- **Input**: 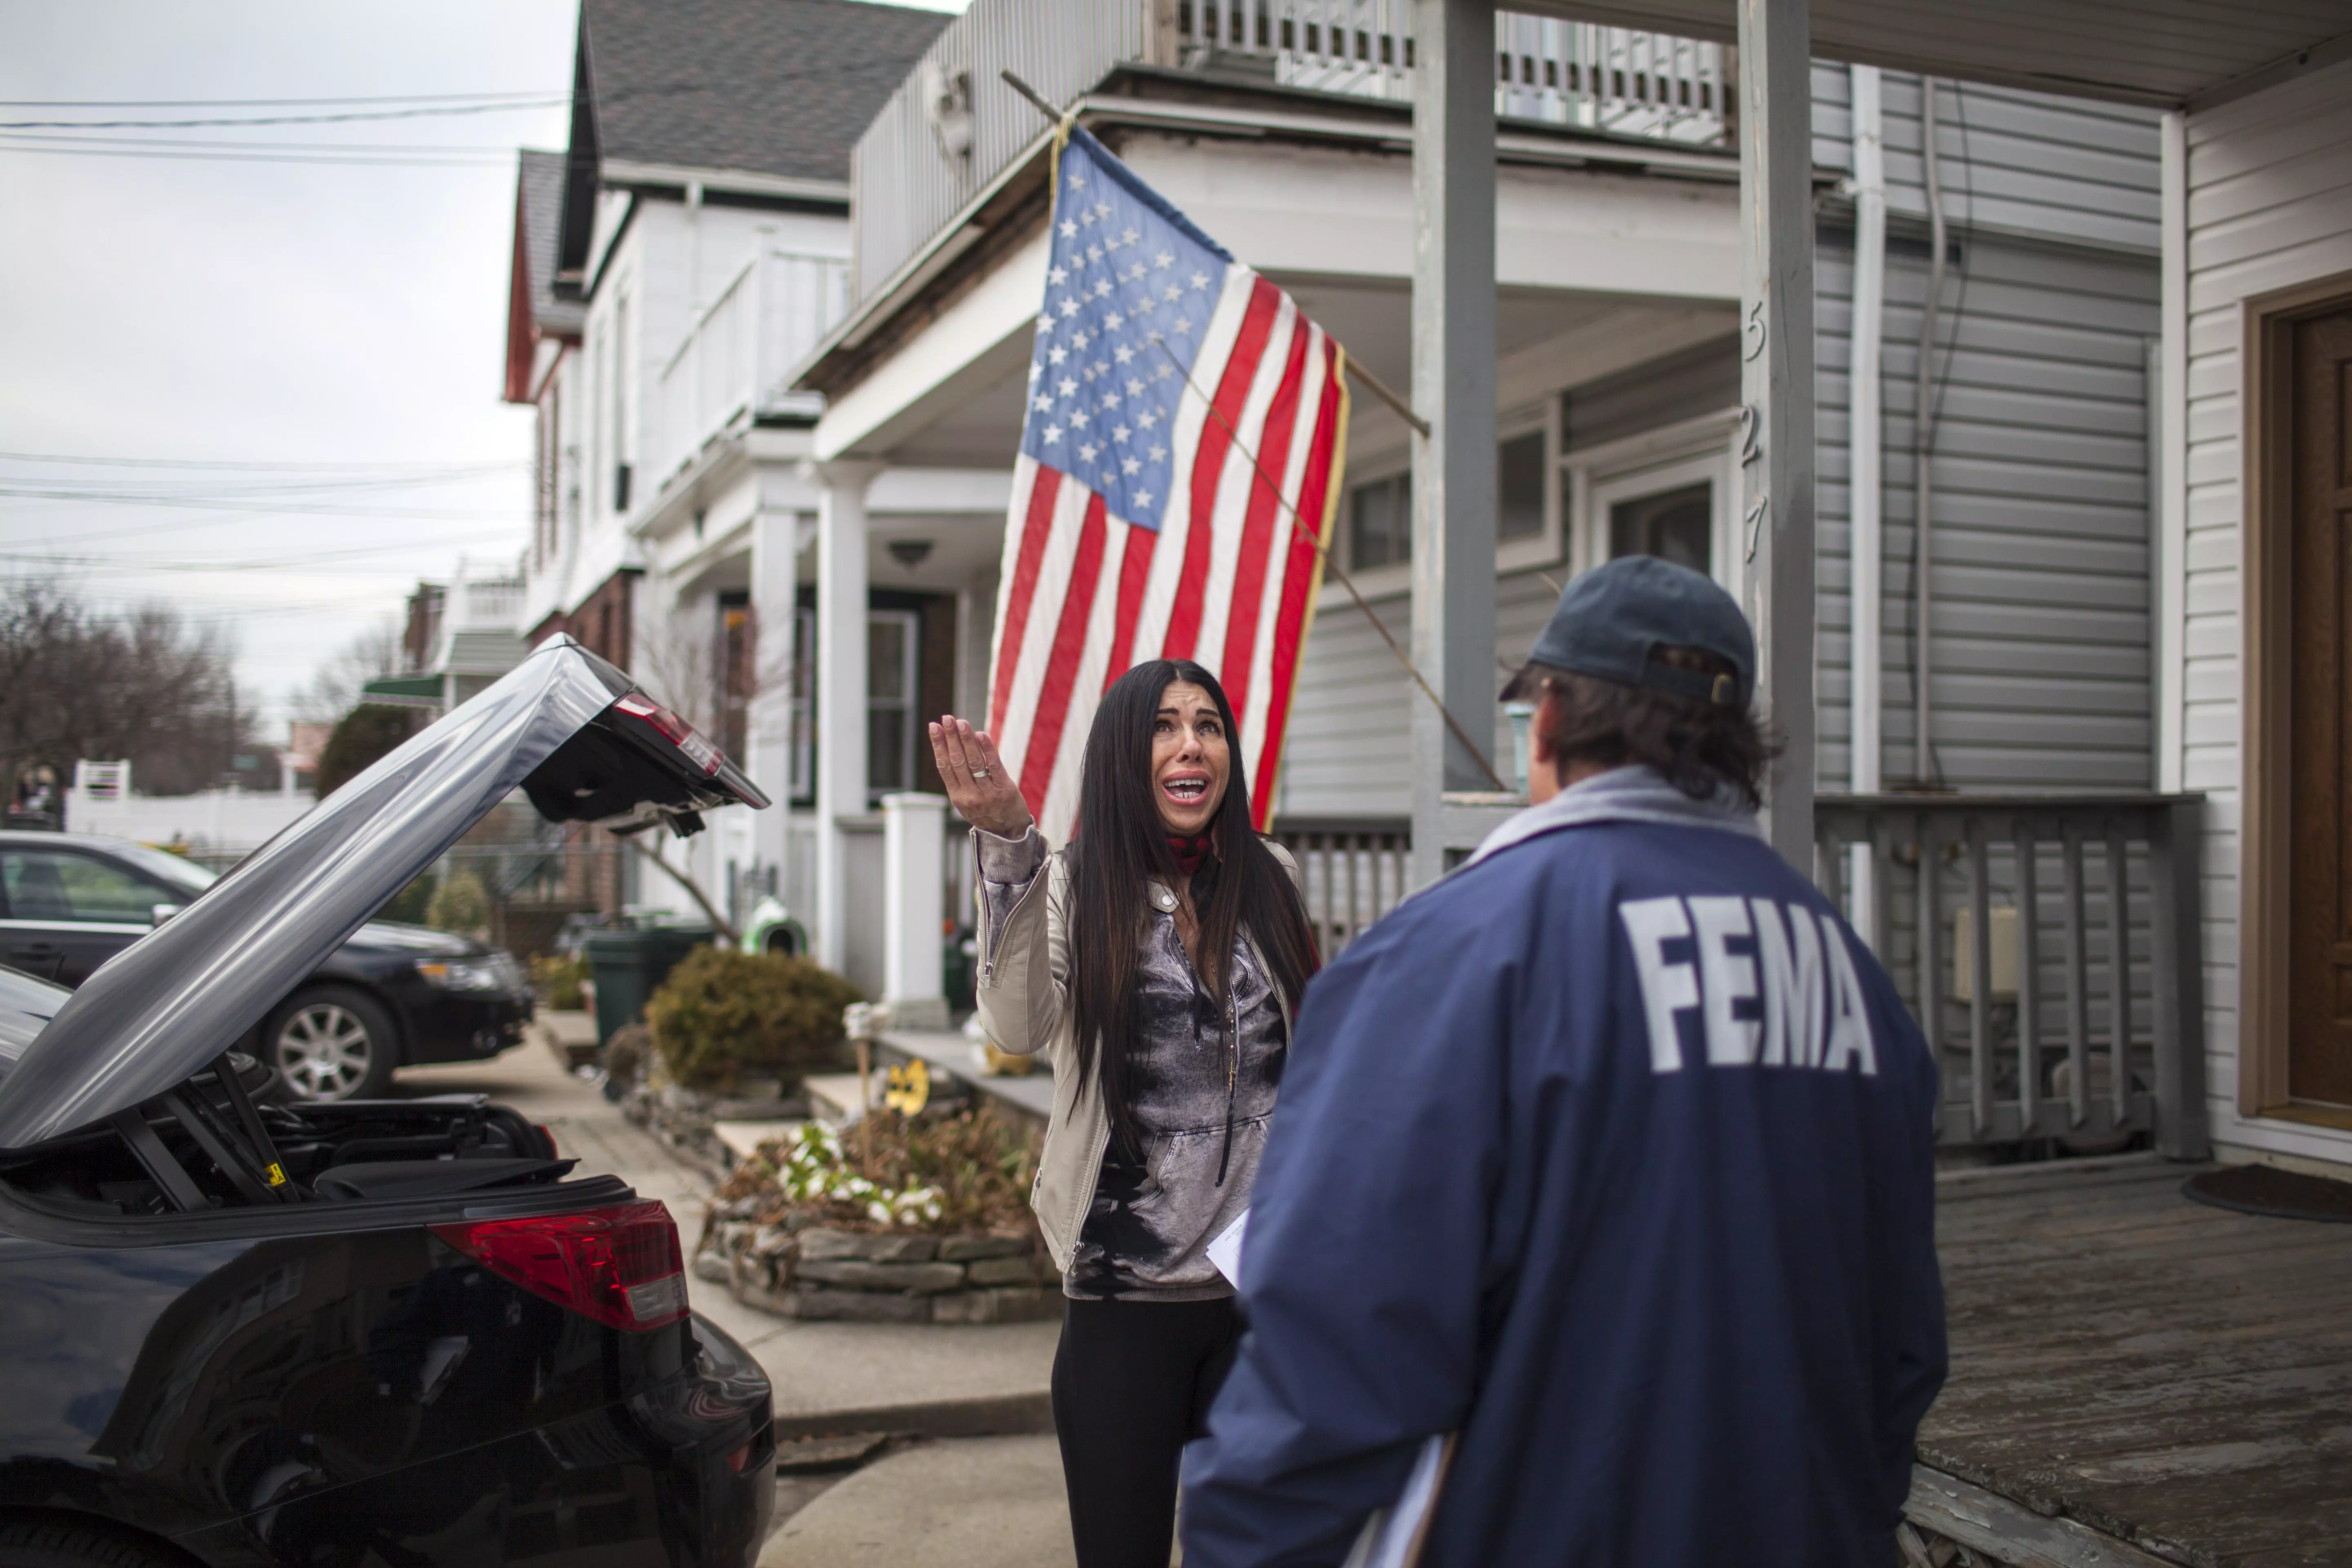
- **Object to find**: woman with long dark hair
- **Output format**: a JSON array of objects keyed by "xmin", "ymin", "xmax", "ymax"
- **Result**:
[{"xmin": 928, "ymin": 659, "xmax": 1319, "ymax": 1568}]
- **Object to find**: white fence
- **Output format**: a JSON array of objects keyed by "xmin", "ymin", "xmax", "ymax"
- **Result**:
[
  {"xmin": 66, "ymin": 785, "xmax": 314, "ymax": 861},
  {"xmin": 651, "ymin": 242, "xmax": 852, "ymax": 489}
]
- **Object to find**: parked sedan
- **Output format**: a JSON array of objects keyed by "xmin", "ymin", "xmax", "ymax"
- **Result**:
[
  {"xmin": 0, "ymin": 637, "xmax": 776, "ymax": 1566},
  {"xmin": 0, "ymin": 830, "xmax": 533, "ymax": 1101}
]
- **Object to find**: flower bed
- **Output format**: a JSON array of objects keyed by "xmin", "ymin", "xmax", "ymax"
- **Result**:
[{"xmin": 695, "ymin": 1112, "xmax": 1058, "ymax": 1324}]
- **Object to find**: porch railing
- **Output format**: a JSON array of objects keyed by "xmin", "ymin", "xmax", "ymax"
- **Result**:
[
  {"xmin": 1179, "ymin": 1, "xmax": 1727, "ymax": 143},
  {"xmin": 1272, "ymin": 817, "xmax": 1412, "ymax": 961},
  {"xmin": 851, "ymin": 0, "xmax": 1727, "ymax": 301},
  {"xmin": 650, "ymin": 241, "xmax": 851, "ymax": 492},
  {"xmin": 1813, "ymin": 795, "xmax": 2207, "ymax": 1160}
]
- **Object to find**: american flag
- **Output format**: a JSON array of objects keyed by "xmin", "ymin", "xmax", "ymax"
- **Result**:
[{"xmin": 987, "ymin": 126, "xmax": 1349, "ymax": 844}]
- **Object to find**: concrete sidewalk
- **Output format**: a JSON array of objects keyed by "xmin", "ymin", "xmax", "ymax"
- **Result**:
[{"xmin": 760, "ymin": 1436, "xmax": 1074, "ymax": 1568}]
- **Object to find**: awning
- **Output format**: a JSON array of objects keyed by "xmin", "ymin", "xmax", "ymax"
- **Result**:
[{"xmin": 358, "ymin": 673, "xmax": 447, "ymax": 710}]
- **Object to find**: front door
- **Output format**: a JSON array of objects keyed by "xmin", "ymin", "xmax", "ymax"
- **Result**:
[{"xmin": 2287, "ymin": 305, "xmax": 2352, "ymax": 1107}]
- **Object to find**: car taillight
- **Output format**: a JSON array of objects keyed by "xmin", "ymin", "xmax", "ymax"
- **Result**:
[
  {"xmin": 432, "ymin": 1200, "xmax": 690, "ymax": 1332},
  {"xmin": 612, "ymin": 692, "xmax": 720, "ymax": 775}
]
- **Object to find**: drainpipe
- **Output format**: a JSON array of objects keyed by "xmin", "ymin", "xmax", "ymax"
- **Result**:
[
  {"xmin": 1911, "ymin": 76, "xmax": 1948, "ymax": 786},
  {"xmin": 1848, "ymin": 64, "xmax": 1887, "ymax": 938}
]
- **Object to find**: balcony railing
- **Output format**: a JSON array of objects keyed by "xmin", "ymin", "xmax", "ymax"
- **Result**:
[
  {"xmin": 652, "ymin": 240, "xmax": 851, "ymax": 492},
  {"xmin": 1272, "ymin": 817, "xmax": 1412, "ymax": 961},
  {"xmin": 852, "ymin": 0, "xmax": 1728, "ymax": 301},
  {"xmin": 1813, "ymin": 795, "xmax": 2207, "ymax": 1159}
]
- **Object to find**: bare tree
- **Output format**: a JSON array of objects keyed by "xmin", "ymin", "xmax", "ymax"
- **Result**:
[
  {"xmin": 0, "ymin": 578, "xmax": 264, "ymax": 797},
  {"xmin": 288, "ymin": 619, "xmax": 404, "ymax": 724}
]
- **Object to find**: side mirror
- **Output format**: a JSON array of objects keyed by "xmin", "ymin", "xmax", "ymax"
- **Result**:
[{"xmin": 151, "ymin": 903, "xmax": 185, "ymax": 927}]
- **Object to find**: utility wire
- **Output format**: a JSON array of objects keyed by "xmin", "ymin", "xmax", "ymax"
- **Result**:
[{"xmin": 0, "ymin": 450, "xmax": 523, "ymax": 470}]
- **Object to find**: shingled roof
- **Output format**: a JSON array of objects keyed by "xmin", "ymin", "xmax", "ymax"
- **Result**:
[
  {"xmin": 577, "ymin": 0, "xmax": 950, "ymax": 185},
  {"xmin": 504, "ymin": 148, "xmax": 585, "ymax": 402}
]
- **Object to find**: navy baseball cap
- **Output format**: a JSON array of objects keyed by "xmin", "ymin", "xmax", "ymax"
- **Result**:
[{"xmin": 1503, "ymin": 555, "xmax": 1755, "ymax": 708}]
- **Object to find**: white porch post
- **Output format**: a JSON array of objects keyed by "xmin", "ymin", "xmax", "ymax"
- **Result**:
[
  {"xmin": 881, "ymin": 792, "xmax": 949, "ymax": 1028},
  {"xmin": 747, "ymin": 506, "xmax": 802, "ymax": 906},
  {"xmin": 1736, "ymin": 0, "xmax": 1818, "ymax": 871},
  {"xmin": 813, "ymin": 459, "xmax": 882, "ymax": 973},
  {"xmin": 1409, "ymin": 0, "xmax": 1499, "ymax": 889}
]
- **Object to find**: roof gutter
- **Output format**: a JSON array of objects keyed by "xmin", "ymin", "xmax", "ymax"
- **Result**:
[{"xmin": 599, "ymin": 158, "xmax": 850, "ymax": 207}]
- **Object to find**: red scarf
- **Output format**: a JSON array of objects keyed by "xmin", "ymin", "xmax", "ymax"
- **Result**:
[{"xmin": 1165, "ymin": 832, "xmax": 1215, "ymax": 876}]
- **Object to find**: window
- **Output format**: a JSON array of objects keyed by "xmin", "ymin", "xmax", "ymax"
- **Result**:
[
  {"xmin": 867, "ymin": 610, "xmax": 920, "ymax": 800},
  {"xmin": 1498, "ymin": 430, "xmax": 1546, "ymax": 540},
  {"xmin": 786, "ymin": 605, "xmax": 924, "ymax": 806},
  {"xmin": 1349, "ymin": 472, "xmax": 1410, "ymax": 572},
  {"xmin": 1608, "ymin": 480, "xmax": 1714, "ymax": 574},
  {"xmin": 1, "ymin": 851, "xmax": 165, "ymax": 924}
]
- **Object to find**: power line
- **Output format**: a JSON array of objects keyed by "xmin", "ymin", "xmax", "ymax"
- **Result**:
[
  {"xmin": 0, "ymin": 450, "xmax": 523, "ymax": 470},
  {"xmin": 0, "ymin": 143, "xmax": 517, "ymax": 168},
  {"xmin": 0, "ymin": 98, "xmax": 569, "ymax": 130},
  {"xmin": 0, "ymin": 90, "xmax": 569, "ymax": 109},
  {"xmin": 0, "ymin": 489, "xmax": 530, "ymax": 521}
]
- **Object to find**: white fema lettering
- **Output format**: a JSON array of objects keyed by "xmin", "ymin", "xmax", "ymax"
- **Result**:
[{"xmin": 1619, "ymin": 896, "xmax": 1878, "ymax": 1076}]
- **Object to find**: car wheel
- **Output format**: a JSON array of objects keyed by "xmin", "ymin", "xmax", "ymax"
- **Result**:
[
  {"xmin": 0, "ymin": 1519, "xmax": 180, "ymax": 1568},
  {"xmin": 268, "ymin": 986, "xmax": 398, "ymax": 1102}
]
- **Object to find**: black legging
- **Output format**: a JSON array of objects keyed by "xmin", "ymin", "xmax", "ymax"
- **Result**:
[{"xmin": 1052, "ymin": 1295, "xmax": 1244, "ymax": 1568}]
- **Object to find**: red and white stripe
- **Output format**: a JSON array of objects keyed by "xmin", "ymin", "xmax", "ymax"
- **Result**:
[{"xmin": 987, "ymin": 267, "xmax": 1349, "ymax": 846}]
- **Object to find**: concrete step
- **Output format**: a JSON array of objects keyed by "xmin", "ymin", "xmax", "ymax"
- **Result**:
[{"xmin": 759, "ymin": 1435, "xmax": 1073, "ymax": 1568}]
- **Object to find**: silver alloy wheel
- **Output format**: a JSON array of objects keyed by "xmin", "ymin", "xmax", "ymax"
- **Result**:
[{"xmin": 274, "ymin": 1001, "xmax": 376, "ymax": 1101}]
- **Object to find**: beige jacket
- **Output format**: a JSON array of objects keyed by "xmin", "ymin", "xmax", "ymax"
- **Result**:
[{"xmin": 972, "ymin": 831, "xmax": 1303, "ymax": 1274}]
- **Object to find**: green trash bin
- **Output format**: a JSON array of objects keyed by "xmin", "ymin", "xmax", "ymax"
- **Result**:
[{"xmin": 584, "ymin": 924, "xmax": 713, "ymax": 1045}]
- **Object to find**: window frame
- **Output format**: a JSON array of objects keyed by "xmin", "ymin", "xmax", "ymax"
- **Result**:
[{"xmin": 1564, "ymin": 406, "xmax": 1742, "ymax": 588}]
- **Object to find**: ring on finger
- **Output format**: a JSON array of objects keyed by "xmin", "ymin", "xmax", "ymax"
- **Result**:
[{"xmin": 971, "ymin": 767, "xmax": 991, "ymax": 780}]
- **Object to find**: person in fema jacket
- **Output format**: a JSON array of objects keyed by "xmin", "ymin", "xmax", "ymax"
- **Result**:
[{"xmin": 1180, "ymin": 556, "xmax": 1947, "ymax": 1568}]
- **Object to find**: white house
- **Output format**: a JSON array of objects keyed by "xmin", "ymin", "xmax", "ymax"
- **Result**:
[
  {"xmin": 503, "ymin": 0, "xmax": 971, "ymax": 991},
  {"xmin": 786, "ymin": 0, "xmax": 2194, "ymax": 1154}
]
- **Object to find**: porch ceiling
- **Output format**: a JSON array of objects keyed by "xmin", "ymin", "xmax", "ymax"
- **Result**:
[{"xmin": 1515, "ymin": 0, "xmax": 2352, "ymax": 110}]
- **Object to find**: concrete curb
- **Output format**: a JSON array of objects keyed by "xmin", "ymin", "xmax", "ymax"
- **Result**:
[{"xmin": 772, "ymin": 1390, "xmax": 1054, "ymax": 1443}]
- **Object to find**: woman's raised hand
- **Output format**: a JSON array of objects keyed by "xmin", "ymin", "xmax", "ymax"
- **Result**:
[{"xmin": 929, "ymin": 716, "xmax": 1034, "ymax": 839}]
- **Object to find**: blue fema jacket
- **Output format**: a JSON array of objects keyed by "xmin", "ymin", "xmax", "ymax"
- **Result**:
[{"xmin": 1180, "ymin": 767, "xmax": 1947, "ymax": 1568}]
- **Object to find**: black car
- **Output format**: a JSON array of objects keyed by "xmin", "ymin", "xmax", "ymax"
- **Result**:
[
  {"xmin": 0, "ymin": 830, "xmax": 532, "ymax": 1102},
  {"xmin": 0, "ymin": 637, "xmax": 777, "ymax": 1566}
]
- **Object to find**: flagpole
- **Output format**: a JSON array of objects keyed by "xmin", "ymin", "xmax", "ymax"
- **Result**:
[
  {"xmin": 1153, "ymin": 339, "xmax": 1511, "ymax": 794},
  {"xmin": 999, "ymin": 68, "xmax": 1508, "ymax": 795}
]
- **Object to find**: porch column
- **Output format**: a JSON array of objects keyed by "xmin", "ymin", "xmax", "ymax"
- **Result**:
[
  {"xmin": 746, "ymin": 506, "xmax": 802, "ymax": 906},
  {"xmin": 813, "ymin": 459, "xmax": 883, "ymax": 973},
  {"xmin": 1736, "ymin": 0, "xmax": 1817, "ymax": 870},
  {"xmin": 1409, "ymin": 0, "xmax": 1499, "ymax": 889},
  {"xmin": 882, "ymin": 791, "xmax": 949, "ymax": 1029}
]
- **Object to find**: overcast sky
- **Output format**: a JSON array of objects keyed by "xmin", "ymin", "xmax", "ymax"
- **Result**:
[{"xmin": 0, "ymin": 0, "xmax": 963, "ymax": 736}]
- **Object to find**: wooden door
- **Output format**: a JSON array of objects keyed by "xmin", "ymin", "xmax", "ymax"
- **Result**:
[{"xmin": 2287, "ymin": 306, "xmax": 2352, "ymax": 1107}]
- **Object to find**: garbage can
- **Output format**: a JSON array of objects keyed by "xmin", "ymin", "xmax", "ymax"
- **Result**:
[{"xmin": 584, "ymin": 924, "xmax": 713, "ymax": 1045}]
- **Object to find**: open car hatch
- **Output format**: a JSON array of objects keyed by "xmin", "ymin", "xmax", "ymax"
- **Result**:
[{"xmin": 0, "ymin": 636, "xmax": 766, "ymax": 1150}]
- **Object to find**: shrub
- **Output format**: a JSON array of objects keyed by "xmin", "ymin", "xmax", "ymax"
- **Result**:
[
  {"xmin": 646, "ymin": 947, "xmax": 864, "ymax": 1094},
  {"xmin": 529, "ymin": 951, "xmax": 587, "ymax": 1010},
  {"xmin": 317, "ymin": 704, "xmax": 423, "ymax": 797},
  {"xmin": 425, "ymin": 870, "xmax": 490, "ymax": 937},
  {"xmin": 712, "ymin": 1105, "xmax": 1040, "ymax": 1234}
]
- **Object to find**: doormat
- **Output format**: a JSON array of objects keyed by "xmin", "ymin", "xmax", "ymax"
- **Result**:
[{"xmin": 2183, "ymin": 1163, "xmax": 2352, "ymax": 1223}]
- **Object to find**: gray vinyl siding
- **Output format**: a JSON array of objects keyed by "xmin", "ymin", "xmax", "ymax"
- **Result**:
[
  {"xmin": 1819, "ymin": 227, "xmax": 2158, "ymax": 793},
  {"xmin": 1276, "ymin": 68, "xmax": 2162, "ymax": 821},
  {"xmin": 1812, "ymin": 64, "xmax": 2163, "ymax": 256},
  {"xmin": 1564, "ymin": 335, "xmax": 1738, "ymax": 452}
]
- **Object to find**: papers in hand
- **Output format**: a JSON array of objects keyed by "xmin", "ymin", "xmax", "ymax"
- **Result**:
[
  {"xmin": 1341, "ymin": 1433, "xmax": 1456, "ymax": 1568},
  {"xmin": 1206, "ymin": 1208, "xmax": 1249, "ymax": 1287}
]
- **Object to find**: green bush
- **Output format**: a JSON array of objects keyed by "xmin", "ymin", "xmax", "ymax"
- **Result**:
[
  {"xmin": 529, "ymin": 951, "xmax": 588, "ymax": 1010},
  {"xmin": 712, "ymin": 1106, "xmax": 1041, "ymax": 1234},
  {"xmin": 646, "ymin": 947, "xmax": 864, "ymax": 1094},
  {"xmin": 317, "ymin": 704, "xmax": 423, "ymax": 797},
  {"xmin": 379, "ymin": 871, "xmax": 436, "ymax": 925},
  {"xmin": 425, "ymin": 870, "xmax": 490, "ymax": 937}
]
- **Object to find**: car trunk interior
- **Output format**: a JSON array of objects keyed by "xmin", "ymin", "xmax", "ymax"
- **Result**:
[{"xmin": 0, "ymin": 1051, "xmax": 589, "ymax": 1216}]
